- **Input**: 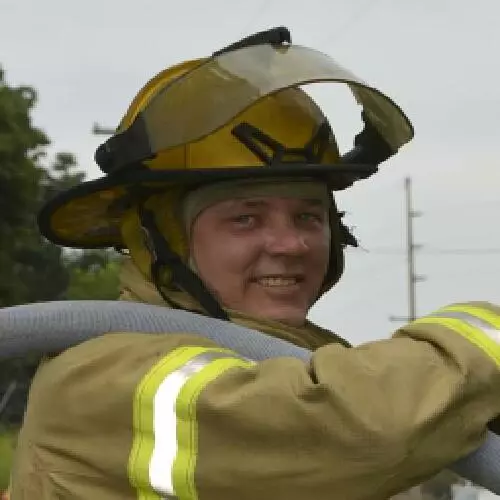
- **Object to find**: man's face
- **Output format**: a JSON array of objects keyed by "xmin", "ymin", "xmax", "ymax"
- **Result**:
[{"xmin": 190, "ymin": 196, "xmax": 331, "ymax": 326}]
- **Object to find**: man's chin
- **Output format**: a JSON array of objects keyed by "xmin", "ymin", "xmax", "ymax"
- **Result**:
[{"xmin": 254, "ymin": 305, "xmax": 308, "ymax": 327}]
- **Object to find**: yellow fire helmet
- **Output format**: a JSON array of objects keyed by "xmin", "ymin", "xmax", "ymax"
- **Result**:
[{"xmin": 39, "ymin": 27, "xmax": 413, "ymax": 318}]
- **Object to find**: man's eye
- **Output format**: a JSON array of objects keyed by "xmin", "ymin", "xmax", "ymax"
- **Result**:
[
  {"xmin": 231, "ymin": 214, "xmax": 256, "ymax": 226},
  {"xmin": 297, "ymin": 212, "xmax": 323, "ymax": 223}
]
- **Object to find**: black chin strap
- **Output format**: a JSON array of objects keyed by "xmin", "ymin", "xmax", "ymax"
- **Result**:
[{"xmin": 138, "ymin": 206, "xmax": 229, "ymax": 321}]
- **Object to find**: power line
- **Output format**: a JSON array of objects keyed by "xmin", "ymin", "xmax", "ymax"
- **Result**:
[
  {"xmin": 238, "ymin": 0, "xmax": 276, "ymax": 38},
  {"xmin": 424, "ymin": 248, "xmax": 500, "ymax": 255},
  {"xmin": 366, "ymin": 248, "xmax": 500, "ymax": 256},
  {"xmin": 315, "ymin": 0, "xmax": 388, "ymax": 48}
]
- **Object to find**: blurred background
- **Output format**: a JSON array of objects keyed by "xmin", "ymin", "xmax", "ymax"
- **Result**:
[{"xmin": 0, "ymin": 0, "xmax": 499, "ymax": 497}]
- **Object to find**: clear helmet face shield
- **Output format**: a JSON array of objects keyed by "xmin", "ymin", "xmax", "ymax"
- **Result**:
[{"xmin": 97, "ymin": 43, "xmax": 413, "ymax": 172}]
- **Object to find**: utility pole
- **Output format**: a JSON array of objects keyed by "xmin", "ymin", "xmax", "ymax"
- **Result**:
[
  {"xmin": 390, "ymin": 176, "xmax": 425, "ymax": 322},
  {"xmin": 405, "ymin": 177, "xmax": 417, "ymax": 321}
]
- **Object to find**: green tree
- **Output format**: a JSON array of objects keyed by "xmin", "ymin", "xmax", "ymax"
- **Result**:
[
  {"xmin": 0, "ymin": 68, "xmax": 89, "ymax": 307},
  {"xmin": 64, "ymin": 249, "xmax": 122, "ymax": 300},
  {"xmin": 14, "ymin": 151, "xmax": 90, "ymax": 304},
  {"xmin": 40, "ymin": 150, "xmax": 85, "ymax": 202},
  {"xmin": 0, "ymin": 68, "xmax": 47, "ymax": 306},
  {"xmin": 0, "ymin": 68, "xmax": 103, "ymax": 307}
]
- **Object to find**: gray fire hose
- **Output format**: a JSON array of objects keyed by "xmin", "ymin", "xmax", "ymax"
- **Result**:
[{"xmin": 0, "ymin": 300, "xmax": 499, "ymax": 492}]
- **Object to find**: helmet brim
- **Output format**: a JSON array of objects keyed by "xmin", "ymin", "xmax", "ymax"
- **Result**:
[{"xmin": 38, "ymin": 162, "xmax": 376, "ymax": 248}]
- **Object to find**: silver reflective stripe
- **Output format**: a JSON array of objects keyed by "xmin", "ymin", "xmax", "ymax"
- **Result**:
[
  {"xmin": 150, "ymin": 351, "xmax": 246, "ymax": 497},
  {"xmin": 429, "ymin": 310, "xmax": 500, "ymax": 343}
]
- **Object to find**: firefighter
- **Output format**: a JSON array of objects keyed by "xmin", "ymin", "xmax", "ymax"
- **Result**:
[{"xmin": 10, "ymin": 28, "xmax": 500, "ymax": 500}]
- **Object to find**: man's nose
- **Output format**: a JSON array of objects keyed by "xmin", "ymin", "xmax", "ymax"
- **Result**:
[{"xmin": 263, "ymin": 222, "xmax": 309, "ymax": 256}]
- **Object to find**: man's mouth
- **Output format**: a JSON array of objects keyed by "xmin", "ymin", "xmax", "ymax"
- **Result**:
[{"xmin": 254, "ymin": 276, "xmax": 303, "ymax": 287}]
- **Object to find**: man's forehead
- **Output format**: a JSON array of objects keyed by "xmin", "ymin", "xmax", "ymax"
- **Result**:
[
  {"xmin": 226, "ymin": 197, "xmax": 327, "ymax": 208},
  {"xmin": 182, "ymin": 178, "xmax": 331, "ymax": 228}
]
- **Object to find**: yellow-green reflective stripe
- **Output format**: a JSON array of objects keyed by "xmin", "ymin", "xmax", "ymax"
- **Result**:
[
  {"xmin": 173, "ymin": 357, "xmax": 254, "ymax": 500},
  {"xmin": 414, "ymin": 316, "xmax": 500, "ymax": 367},
  {"xmin": 129, "ymin": 346, "xmax": 203, "ymax": 497},
  {"xmin": 438, "ymin": 304, "xmax": 500, "ymax": 330},
  {"xmin": 432, "ymin": 310, "xmax": 500, "ymax": 345},
  {"xmin": 128, "ymin": 346, "xmax": 238, "ymax": 499}
]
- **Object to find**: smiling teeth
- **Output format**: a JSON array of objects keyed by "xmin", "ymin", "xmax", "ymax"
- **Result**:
[{"xmin": 258, "ymin": 277, "xmax": 297, "ymax": 287}]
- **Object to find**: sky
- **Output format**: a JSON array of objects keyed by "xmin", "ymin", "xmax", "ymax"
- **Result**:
[{"xmin": 1, "ymin": 0, "xmax": 499, "ymax": 344}]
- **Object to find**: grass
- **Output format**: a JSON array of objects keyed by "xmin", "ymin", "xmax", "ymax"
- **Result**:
[{"xmin": 0, "ymin": 427, "xmax": 17, "ymax": 490}]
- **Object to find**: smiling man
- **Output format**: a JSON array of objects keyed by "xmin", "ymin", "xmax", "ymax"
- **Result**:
[
  {"xmin": 10, "ymin": 28, "xmax": 500, "ymax": 500},
  {"xmin": 185, "ymin": 179, "xmax": 331, "ymax": 326}
]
